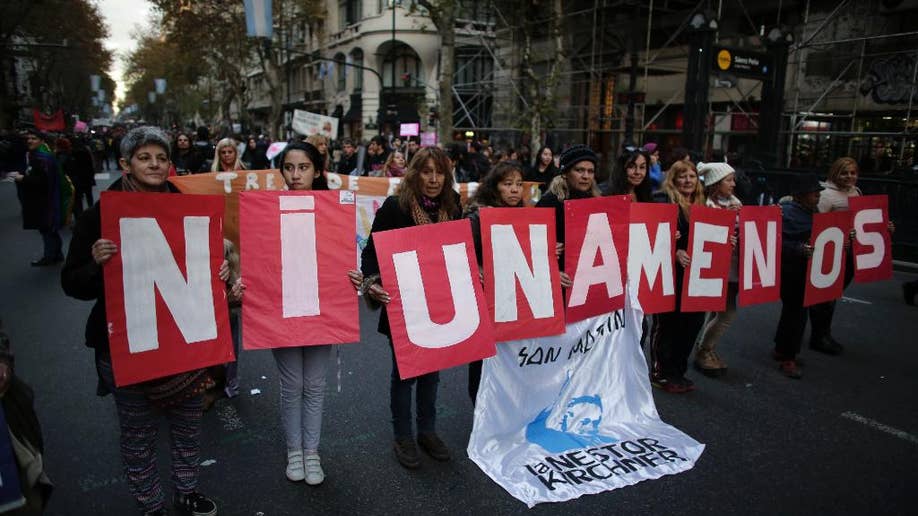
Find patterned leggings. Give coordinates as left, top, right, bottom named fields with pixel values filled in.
left=97, top=355, right=204, bottom=513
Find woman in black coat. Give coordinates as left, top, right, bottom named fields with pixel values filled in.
left=347, top=146, right=460, bottom=470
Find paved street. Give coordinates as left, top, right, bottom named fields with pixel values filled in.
left=1, top=176, right=917, bottom=515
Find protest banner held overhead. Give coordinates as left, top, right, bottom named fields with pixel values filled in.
left=292, top=109, right=339, bottom=139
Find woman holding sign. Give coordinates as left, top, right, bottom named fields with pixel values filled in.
left=62, top=126, right=220, bottom=516
left=649, top=160, right=706, bottom=394
left=270, top=142, right=331, bottom=486
left=348, top=147, right=460, bottom=470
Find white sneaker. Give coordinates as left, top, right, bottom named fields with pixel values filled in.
left=304, top=453, right=325, bottom=485
left=286, top=450, right=305, bottom=482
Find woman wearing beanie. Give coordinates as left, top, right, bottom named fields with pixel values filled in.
left=535, top=144, right=601, bottom=247
left=649, top=159, right=706, bottom=393
left=693, top=162, right=741, bottom=377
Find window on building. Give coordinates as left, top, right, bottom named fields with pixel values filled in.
left=351, top=48, right=364, bottom=92
left=382, top=43, right=421, bottom=88
left=335, top=53, right=347, bottom=92
left=339, top=0, right=362, bottom=29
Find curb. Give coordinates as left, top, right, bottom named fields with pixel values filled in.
left=893, top=260, right=918, bottom=273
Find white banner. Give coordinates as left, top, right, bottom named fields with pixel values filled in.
left=292, top=109, right=339, bottom=139
left=468, top=287, right=704, bottom=507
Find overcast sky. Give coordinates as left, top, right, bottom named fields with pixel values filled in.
left=96, top=0, right=153, bottom=109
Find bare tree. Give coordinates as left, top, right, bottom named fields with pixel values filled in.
left=418, top=0, right=458, bottom=145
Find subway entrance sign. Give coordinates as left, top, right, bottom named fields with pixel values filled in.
left=713, top=47, right=772, bottom=80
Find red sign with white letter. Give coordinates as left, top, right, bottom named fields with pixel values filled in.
left=564, top=196, right=631, bottom=323
left=101, top=191, right=233, bottom=386
left=849, top=195, right=892, bottom=283
left=804, top=211, right=852, bottom=307
left=374, top=220, right=496, bottom=379
left=627, top=203, right=678, bottom=314
left=240, top=191, right=360, bottom=349
left=480, top=207, right=564, bottom=341
left=738, top=206, right=782, bottom=307
left=681, top=206, right=735, bottom=312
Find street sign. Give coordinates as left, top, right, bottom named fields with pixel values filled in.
left=712, top=47, right=771, bottom=80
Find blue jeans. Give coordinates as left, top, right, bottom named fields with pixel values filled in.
left=389, top=342, right=439, bottom=439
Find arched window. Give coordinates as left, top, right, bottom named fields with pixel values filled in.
left=334, top=52, right=346, bottom=92
left=382, top=43, right=421, bottom=88
left=350, top=48, right=364, bottom=92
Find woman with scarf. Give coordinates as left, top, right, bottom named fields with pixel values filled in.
left=649, top=159, right=706, bottom=394
left=9, top=129, right=72, bottom=266
left=378, top=150, right=407, bottom=178
left=347, top=147, right=460, bottom=470
left=61, top=126, right=222, bottom=516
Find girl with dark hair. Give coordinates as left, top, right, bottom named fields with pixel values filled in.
left=267, top=141, right=332, bottom=486
left=347, top=146, right=460, bottom=470
left=607, top=148, right=653, bottom=202
left=525, top=146, right=560, bottom=189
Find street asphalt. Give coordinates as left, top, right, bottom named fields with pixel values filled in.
left=0, top=173, right=916, bottom=515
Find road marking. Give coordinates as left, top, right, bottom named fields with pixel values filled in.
left=841, top=296, right=872, bottom=305
left=841, top=411, right=918, bottom=445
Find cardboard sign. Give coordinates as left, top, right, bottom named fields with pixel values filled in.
left=849, top=195, right=893, bottom=283
left=292, top=109, right=339, bottom=138
left=563, top=196, right=630, bottom=323
left=480, top=207, right=565, bottom=341
left=627, top=203, right=678, bottom=314
left=399, top=123, right=420, bottom=137
left=738, top=206, right=782, bottom=307
left=681, top=206, right=735, bottom=312
left=239, top=191, right=360, bottom=349
left=804, top=211, right=852, bottom=307
left=374, top=220, right=496, bottom=379
left=101, top=192, right=233, bottom=386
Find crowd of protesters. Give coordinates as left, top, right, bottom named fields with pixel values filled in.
left=0, top=121, right=911, bottom=515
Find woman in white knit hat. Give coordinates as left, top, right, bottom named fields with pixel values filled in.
left=694, top=162, right=741, bottom=377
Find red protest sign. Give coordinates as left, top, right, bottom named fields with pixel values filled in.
left=101, top=191, right=233, bottom=386
left=240, top=191, right=360, bottom=349
left=681, top=206, right=735, bottom=312
left=849, top=195, right=892, bottom=283
left=738, top=206, right=782, bottom=307
left=804, top=211, right=852, bottom=307
left=564, top=196, right=630, bottom=323
left=374, top=219, right=496, bottom=379
left=627, top=203, right=678, bottom=314
left=480, top=207, right=564, bottom=341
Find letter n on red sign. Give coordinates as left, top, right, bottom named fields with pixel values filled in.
left=101, top=191, right=233, bottom=387
left=480, top=207, right=564, bottom=341
left=738, top=206, right=782, bottom=307
left=849, top=195, right=892, bottom=283
left=239, top=191, right=359, bottom=350
left=374, top=220, right=496, bottom=379
left=564, top=196, right=630, bottom=323
left=804, top=211, right=852, bottom=307
left=681, top=206, right=735, bottom=312
left=627, top=203, right=678, bottom=314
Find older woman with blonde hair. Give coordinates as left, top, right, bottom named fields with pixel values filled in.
left=346, top=146, right=460, bottom=470
left=649, top=159, right=706, bottom=394
left=211, top=137, right=246, bottom=172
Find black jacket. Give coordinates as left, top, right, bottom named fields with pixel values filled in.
left=360, top=195, right=460, bottom=337
left=61, top=178, right=181, bottom=352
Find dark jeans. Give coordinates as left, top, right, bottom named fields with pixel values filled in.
left=39, top=228, right=62, bottom=260
left=650, top=311, right=706, bottom=379
left=72, top=185, right=94, bottom=218
left=389, top=342, right=439, bottom=439
left=774, top=266, right=807, bottom=359
left=468, top=360, right=482, bottom=406
left=808, top=251, right=854, bottom=344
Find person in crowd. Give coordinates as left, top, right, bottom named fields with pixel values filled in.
left=347, top=147, right=460, bottom=469
left=405, top=139, right=419, bottom=162
left=649, top=159, right=706, bottom=393
left=811, top=157, right=894, bottom=355
left=605, top=146, right=653, bottom=201
left=241, top=136, right=258, bottom=169
left=446, top=143, right=468, bottom=181
left=0, top=318, right=54, bottom=514
left=192, top=126, right=214, bottom=171
left=693, top=162, right=742, bottom=377
left=203, top=239, right=245, bottom=411
left=391, top=137, right=403, bottom=152
left=366, top=135, right=389, bottom=175
left=255, top=141, right=332, bottom=486
left=69, top=136, right=98, bottom=219
left=642, top=142, right=664, bottom=191
left=459, top=141, right=490, bottom=183
left=663, top=146, right=691, bottom=172
left=61, top=126, right=221, bottom=516
left=171, top=132, right=202, bottom=175
left=211, top=137, right=246, bottom=172
left=8, top=129, right=71, bottom=266
left=773, top=174, right=825, bottom=379
left=525, top=146, right=560, bottom=191
left=535, top=144, right=601, bottom=248
left=337, top=138, right=360, bottom=175
left=305, top=134, right=331, bottom=175
left=377, top=150, right=407, bottom=178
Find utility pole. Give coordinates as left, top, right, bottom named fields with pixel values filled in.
left=683, top=12, right=718, bottom=154
left=758, top=27, right=794, bottom=168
